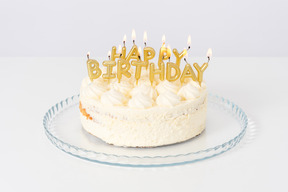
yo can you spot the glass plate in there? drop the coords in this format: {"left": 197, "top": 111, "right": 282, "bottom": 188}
{"left": 43, "top": 94, "right": 248, "bottom": 167}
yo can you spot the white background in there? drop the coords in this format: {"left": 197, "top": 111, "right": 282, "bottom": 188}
{"left": 1, "top": 57, "right": 288, "bottom": 192}
{"left": 1, "top": 0, "right": 288, "bottom": 192}
{"left": 0, "top": 0, "right": 288, "bottom": 57}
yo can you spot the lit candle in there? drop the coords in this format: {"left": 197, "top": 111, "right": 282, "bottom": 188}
{"left": 143, "top": 31, "right": 155, "bottom": 69}
{"left": 111, "top": 46, "right": 119, "bottom": 61}
{"left": 180, "top": 53, "right": 197, "bottom": 83}
{"left": 149, "top": 62, "right": 165, "bottom": 84}
{"left": 173, "top": 48, "right": 187, "bottom": 67}
{"left": 158, "top": 35, "right": 169, "bottom": 66}
{"left": 193, "top": 48, "right": 212, "bottom": 86}
{"left": 131, "top": 47, "right": 147, "bottom": 85}
{"left": 86, "top": 52, "right": 102, "bottom": 81}
{"left": 118, "top": 44, "right": 126, "bottom": 59}
{"left": 117, "top": 58, "right": 131, "bottom": 83}
{"left": 102, "top": 58, "right": 116, "bottom": 82}
{"left": 166, "top": 61, "right": 181, "bottom": 82}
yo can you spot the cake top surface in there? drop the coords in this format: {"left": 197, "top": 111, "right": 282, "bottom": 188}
{"left": 80, "top": 67, "right": 206, "bottom": 109}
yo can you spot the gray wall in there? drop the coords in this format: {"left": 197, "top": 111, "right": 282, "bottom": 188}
{"left": 1, "top": 0, "right": 287, "bottom": 57}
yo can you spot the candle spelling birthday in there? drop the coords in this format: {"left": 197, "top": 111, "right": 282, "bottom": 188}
{"left": 86, "top": 30, "right": 212, "bottom": 86}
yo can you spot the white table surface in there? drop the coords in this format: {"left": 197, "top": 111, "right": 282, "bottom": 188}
{"left": 0, "top": 57, "right": 287, "bottom": 192}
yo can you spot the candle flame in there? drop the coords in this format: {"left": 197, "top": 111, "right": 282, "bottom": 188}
{"left": 138, "top": 47, "right": 142, "bottom": 57}
{"left": 132, "top": 29, "right": 136, "bottom": 42}
{"left": 108, "top": 51, "right": 111, "bottom": 57}
{"left": 87, "top": 52, "right": 90, "bottom": 59}
{"left": 123, "top": 34, "right": 127, "bottom": 43}
{"left": 187, "top": 35, "right": 191, "bottom": 46}
{"left": 206, "top": 48, "right": 212, "bottom": 58}
{"left": 143, "top": 31, "right": 147, "bottom": 43}
{"left": 162, "top": 35, "right": 166, "bottom": 45}
{"left": 118, "top": 45, "right": 122, "bottom": 54}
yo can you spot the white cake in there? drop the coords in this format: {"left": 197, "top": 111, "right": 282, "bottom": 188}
{"left": 79, "top": 69, "right": 207, "bottom": 147}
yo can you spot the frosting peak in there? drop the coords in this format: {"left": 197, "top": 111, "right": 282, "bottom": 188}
{"left": 178, "top": 82, "right": 201, "bottom": 100}
{"left": 156, "top": 80, "right": 179, "bottom": 95}
{"left": 100, "top": 88, "right": 128, "bottom": 106}
{"left": 130, "top": 84, "right": 158, "bottom": 100}
{"left": 80, "top": 78, "right": 108, "bottom": 100}
{"left": 128, "top": 93, "right": 153, "bottom": 109}
{"left": 156, "top": 91, "right": 181, "bottom": 107}
{"left": 111, "top": 81, "right": 134, "bottom": 96}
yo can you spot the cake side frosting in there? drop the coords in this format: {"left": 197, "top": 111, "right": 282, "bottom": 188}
{"left": 79, "top": 71, "right": 207, "bottom": 147}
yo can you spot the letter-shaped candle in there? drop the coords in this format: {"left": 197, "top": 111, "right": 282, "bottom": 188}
{"left": 180, "top": 63, "right": 197, "bottom": 83}
{"left": 173, "top": 48, "right": 187, "bottom": 66}
{"left": 143, "top": 47, "right": 155, "bottom": 69}
{"left": 126, "top": 45, "right": 139, "bottom": 62}
{"left": 102, "top": 60, "right": 116, "bottom": 81}
{"left": 111, "top": 46, "right": 126, "bottom": 61}
{"left": 149, "top": 62, "right": 165, "bottom": 84}
{"left": 166, "top": 62, "right": 181, "bottom": 82}
{"left": 87, "top": 58, "right": 102, "bottom": 81}
{"left": 131, "top": 60, "right": 146, "bottom": 85}
{"left": 117, "top": 59, "right": 131, "bottom": 83}
{"left": 193, "top": 63, "right": 208, "bottom": 86}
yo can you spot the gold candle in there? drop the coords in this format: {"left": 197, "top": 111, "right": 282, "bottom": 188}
{"left": 143, "top": 47, "right": 155, "bottom": 68}
{"left": 126, "top": 45, "right": 139, "bottom": 62}
{"left": 193, "top": 63, "right": 208, "bottom": 86}
{"left": 166, "top": 62, "right": 181, "bottom": 82}
{"left": 86, "top": 52, "right": 102, "bottom": 81}
{"left": 131, "top": 47, "right": 146, "bottom": 85}
{"left": 149, "top": 62, "right": 165, "bottom": 84}
{"left": 102, "top": 60, "right": 116, "bottom": 81}
{"left": 111, "top": 46, "right": 119, "bottom": 61}
{"left": 173, "top": 48, "right": 187, "bottom": 66}
{"left": 121, "top": 45, "right": 126, "bottom": 59}
{"left": 180, "top": 63, "right": 197, "bottom": 83}
{"left": 117, "top": 59, "right": 131, "bottom": 83}
{"left": 158, "top": 35, "right": 169, "bottom": 66}
{"left": 193, "top": 48, "right": 212, "bottom": 86}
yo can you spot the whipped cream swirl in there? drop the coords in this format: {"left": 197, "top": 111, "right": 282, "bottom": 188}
{"left": 80, "top": 78, "right": 108, "bottom": 100}
{"left": 100, "top": 88, "right": 128, "bottom": 106}
{"left": 130, "top": 84, "right": 158, "bottom": 100}
{"left": 156, "top": 80, "right": 179, "bottom": 95}
{"left": 111, "top": 80, "right": 134, "bottom": 96}
{"left": 128, "top": 93, "right": 153, "bottom": 109}
{"left": 156, "top": 91, "right": 181, "bottom": 107}
{"left": 178, "top": 82, "right": 200, "bottom": 100}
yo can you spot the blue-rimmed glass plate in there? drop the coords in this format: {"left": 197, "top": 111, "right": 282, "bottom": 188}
{"left": 43, "top": 94, "right": 248, "bottom": 167}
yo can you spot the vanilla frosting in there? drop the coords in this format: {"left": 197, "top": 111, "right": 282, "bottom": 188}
{"left": 128, "top": 93, "right": 153, "bottom": 109}
{"left": 100, "top": 88, "right": 128, "bottom": 106}
{"left": 156, "top": 80, "right": 179, "bottom": 95}
{"left": 130, "top": 84, "right": 158, "bottom": 100}
{"left": 111, "top": 80, "right": 134, "bottom": 96}
{"left": 156, "top": 90, "right": 181, "bottom": 107}
{"left": 80, "top": 78, "right": 108, "bottom": 100}
{"left": 178, "top": 82, "right": 200, "bottom": 100}
{"left": 80, "top": 75, "right": 207, "bottom": 147}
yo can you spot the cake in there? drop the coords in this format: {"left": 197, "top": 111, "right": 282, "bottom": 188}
{"left": 79, "top": 32, "right": 211, "bottom": 147}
